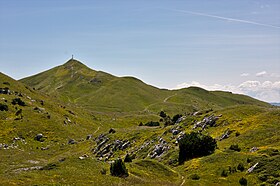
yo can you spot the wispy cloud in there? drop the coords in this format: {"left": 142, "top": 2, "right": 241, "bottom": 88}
{"left": 175, "top": 80, "right": 280, "bottom": 102}
{"left": 256, "top": 71, "right": 267, "bottom": 77}
{"left": 240, "top": 73, "right": 250, "bottom": 77}
{"left": 165, "top": 8, "right": 280, "bottom": 29}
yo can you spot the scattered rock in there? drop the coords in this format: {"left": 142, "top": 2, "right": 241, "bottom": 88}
{"left": 14, "top": 166, "right": 43, "bottom": 173}
{"left": 171, "top": 129, "right": 180, "bottom": 135}
{"left": 68, "top": 139, "right": 76, "bottom": 145}
{"left": 0, "top": 87, "right": 10, "bottom": 94}
{"left": 247, "top": 162, "right": 258, "bottom": 173}
{"left": 109, "top": 128, "right": 116, "bottom": 134}
{"left": 249, "top": 147, "right": 259, "bottom": 153}
{"left": 79, "top": 154, "right": 89, "bottom": 160}
{"left": 34, "top": 134, "right": 44, "bottom": 142}
{"left": 86, "top": 134, "right": 92, "bottom": 140}
{"left": 27, "top": 160, "right": 40, "bottom": 164}
{"left": 219, "top": 129, "right": 231, "bottom": 141}
{"left": 59, "top": 157, "right": 66, "bottom": 162}
{"left": 41, "top": 146, "right": 49, "bottom": 150}
{"left": 34, "top": 107, "right": 45, "bottom": 113}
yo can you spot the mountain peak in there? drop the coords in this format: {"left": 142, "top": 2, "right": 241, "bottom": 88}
{"left": 63, "top": 58, "right": 86, "bottom": 67}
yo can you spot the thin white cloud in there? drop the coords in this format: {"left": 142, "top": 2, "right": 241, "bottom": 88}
{"left": 165, "top": 8, "right": 280, "bottom": 29}
{"left": 256, "top": 71, "right": 267, "bottom": 77}
{"left": 270, "top": 73, "right": 280, "bottom": 78}
{"left": 240, "top": 73, "right": 250, "bottom": 77}
{"left": 175, "top": 80, "right": 280, "bottom": 102}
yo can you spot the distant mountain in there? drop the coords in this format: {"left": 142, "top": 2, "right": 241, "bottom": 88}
{"left": 271, "top": 102, "right": 280, "bottom": 106}
{"left": 20, "top": 59, "right": 270, "bottom": 113}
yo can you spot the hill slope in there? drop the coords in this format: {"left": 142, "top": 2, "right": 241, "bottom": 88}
{"left": 1, "top": 70, "right": 279, "bottom": 186}
{"left": 20, "top": 59, "right": 269, "bottom": 113}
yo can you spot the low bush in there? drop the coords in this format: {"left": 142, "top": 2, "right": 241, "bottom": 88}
{"left": 239, "top": 177, "right": 247, "bottom": 185}
{"left": 229, "top": 144, "right": 241, "bottom": 152}
{"left": 144, "top": 121, "right": 160, "bottom": 127}
{"left": 110, "top": 158, "right": 128, "bottom": 177}
{"left": 190, "top": 174, "right": 200, "bottom": 180}
{"left": 237, "top": 163, "right": 245, "bottom": 172}
{"left": 12, "top": 98, "right": 26, "bottom": 106}
{"left": 0, "top": 103, "right": 8, "bottom": 111}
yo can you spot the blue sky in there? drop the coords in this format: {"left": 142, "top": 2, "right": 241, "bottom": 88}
{"left": 0, "top": 0, "right": 280, "bottom": 102}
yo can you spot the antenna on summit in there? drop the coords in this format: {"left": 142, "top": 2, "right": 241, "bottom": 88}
{"left": 71, "top": 55, "right": 74, "bottom": 60}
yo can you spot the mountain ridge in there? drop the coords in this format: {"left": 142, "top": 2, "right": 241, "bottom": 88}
{"left": 20, "top": 59, "right": 270, "bottom": 113}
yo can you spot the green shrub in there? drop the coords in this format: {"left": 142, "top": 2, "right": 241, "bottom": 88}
{"left": 229, "top": 144, "right": 241, "bottom": 152}
{"left": 159, "top": 111, "right": 167, "bottom": 118}
{"left": 178, "top": 132, "right": 217, "bottom": 164}
{"left": 144, "top": 121, "right": 160, "bottom": 127}
{"left": 258, "top": 174, "right": 268, "bottom": 182}
{"left": 239, "top": 177, "right": 247, "bottom": 185}
{"left": 124, "top": 154, "right": 132, "bottom": 163}
{"left": 100, "top": 168, "right": 107, "bottom": 175}
{"left": 221, "top": 169, "right": 228, "bottom": 177}
{"left": 0, "top": 103, "right": 8, "bottom": 111}
{"left": 12, "top": 98, "right": 26, "bottom": 106}
{"left": 172, "top": 114, "right": 182, "bottom": 123}
{"left": 190, "top": 174, "right": 200, "bottom": 180}
{"left": 110, "top": 158, "right": 128, "bottom": 177}
{"left": 237, "top": 163, "right": 245, "bottom": 172}
{"left": 41, "top": 163, "right": 57, "bottom": 170}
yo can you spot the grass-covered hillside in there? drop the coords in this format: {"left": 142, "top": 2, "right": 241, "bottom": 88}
{"left": 20, "top": 59, "right": 269, "bottom": 113}
{"left": 1, "top": 61, "right": 279, "bottom": 186}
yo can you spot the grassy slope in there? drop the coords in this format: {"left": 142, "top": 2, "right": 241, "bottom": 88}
{"left": 20, "top": 59, "right": 270, "bottom": 114}
{"left": 176, "top": 105, "right": 280, "bottom": 186}
{"left": 2, "top": 60, "right": 278, "bottom": 186}
{"left": 0, "top": 72, "right": 181, "bottom": 185}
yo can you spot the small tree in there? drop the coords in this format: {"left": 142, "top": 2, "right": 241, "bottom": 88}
{"left": 110, "top": 158, "right": 128, "bottom": 177}
{"left": 239, "top": 177, "right": 247, "bottom": 186}
{"left": 229, "top": 144, "right": 241, "bottom": 152}
{"left": 0, "top": 103, "right": 8, "bottom": 111}
{"left": 237, "top": 163, "right": 245, "bottom": 172}
{"left": 159, "top": 111, "right": 167, "bottom": 118}
{"left": 172, "top": 114, "right": 182, "bottom": 123}
{"left": 124, "top": 154, "right": 132, "bottom": 163}
{"left": 179, "top": 132, "right": 217, "bottom": 164}
{"left": 12, "top": 98, "right": 26, "bottom": 106}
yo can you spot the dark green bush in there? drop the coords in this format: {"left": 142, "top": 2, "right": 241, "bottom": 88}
{"left": 159, "top": 111, "right": 167, "bottom": 118}
{"left": 190, "top": 174, "right": 200, "bottom": 180}
{"left": 110, "top": 158, "right": 128, "bottom": 177}
{"left": 100, "top": 168, "right": 107, "bottom": 175}
{"left": 0, "top": 103, "right": 8, "bottom": 111}
{"left": 229, "top": 144, "right": 241, "bottom": 152}
{"left": 12, "top": 98, "right": 26, "bottom": 106}
{"left": 172, "top": 114, "right": 182, "bottom": 123}
{"left": 41, "top": 163, "right": 57, "bottom": 170}
{"left": 239, "top": 177, "right": 247, "bottom": 185}
{"left": 124, "top": 154, "right": 132, "bottom": 163}
{"left": 221, "top": 169, "right": 228, "bottom": 177}
{"left": 178, "top": 132, "right": 217, "bottom": 164}
{"left": 258, "top": 174, "right": 268, "bottom": 182}
{"left": 237, "top": 163, "right": 245, "bottom": 172}
{"left": 144, "top": 121, "right": 160, "bottom": 127}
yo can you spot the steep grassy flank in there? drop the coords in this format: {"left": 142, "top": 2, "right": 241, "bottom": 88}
{"left": 20, "top": 59, "right": 270, "bottom": 113}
